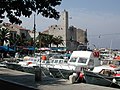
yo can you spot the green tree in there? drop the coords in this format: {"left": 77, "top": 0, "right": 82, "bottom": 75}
{"left": 10, "top": 34, "right": 27, "bottom": 47}
{"left": 42, "top": 34, "right": 53, "bottom": 47}
{"left": 36, "top": 33, "right": 51, "bottom": 47}
{"left": 0, "top": 27, "right": 10, "bottom": 46}
{"left": 52, "top": 36, "right": 63, "bottom": 47}
{"left": 0, "top": 0, "right": 62, "bottom": 24}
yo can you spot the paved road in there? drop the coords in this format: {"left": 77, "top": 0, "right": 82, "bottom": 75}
{"left": 0, "top": 67, "right": 120, "bottom": 90}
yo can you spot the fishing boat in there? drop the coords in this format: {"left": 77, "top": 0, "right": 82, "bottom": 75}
{"left": 83, "top": 65, "right": 120, "bottom": 88}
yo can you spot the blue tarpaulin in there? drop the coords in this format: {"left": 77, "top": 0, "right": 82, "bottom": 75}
{"left": 23, "top": 46, "right": 35, "bottom": 51}
{"left": 28, "top": 47, "right": 34, "bottom": 51}
{"left": 0, "top": 46, "right": 15, "bottom": 52}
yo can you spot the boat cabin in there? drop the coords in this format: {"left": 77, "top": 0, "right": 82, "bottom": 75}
{"left": 68, "top": 51, "right": 101, "bottom": 69}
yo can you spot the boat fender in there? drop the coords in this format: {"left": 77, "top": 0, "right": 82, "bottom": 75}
{"left": 27, "top": 62, "right": 32, "bottom": 65}
{"left": 109, "top": 64, "right": 116, "bottom": 68}
{"left": 114, "top": 73, "right": 120, "bottom": 77}
{"left": 79, "top": 73, "right": 84, "bottom": 79}
{"left": 72, "top": 73, "right": 78, "bottom": 78}
{"left": 42, "top": 55, "right": 47, "bottom": 60}
{"left": 112, "top": 78, "right": 116, "bottom": 83}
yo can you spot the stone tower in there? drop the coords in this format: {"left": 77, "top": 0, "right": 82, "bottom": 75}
{"left": 59, "top": 10, "right": 68, "bottom": 47}
{"left": 42, "top": 10, "right": 87, "bottom": 51}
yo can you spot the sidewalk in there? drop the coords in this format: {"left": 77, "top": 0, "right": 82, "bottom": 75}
{"left": 0, "top": 67, "right": 120, "bottom": 90}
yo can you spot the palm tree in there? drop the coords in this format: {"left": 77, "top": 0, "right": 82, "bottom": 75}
{"left": 27, "top": 38, "right": 34, "bottom": 46}
{"left": 0, "top": 27, "right": 10, "bottom": 46}
{"left": 52, "top": 36, "right": 64, "bottom": 47}
{"left": 43, "top": 34, "right": 54, "bottom": 47}
{"left": 9, "top": 34, "right": 29, "bottom": 51}
{"left": 36, "top": 33, "right": 64, "bottom": 48}
{"left": 36, "top": 33, "right": 53, "bottom": 48}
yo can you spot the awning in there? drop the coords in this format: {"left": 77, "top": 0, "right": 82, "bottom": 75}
{"left": 23, "top": 46, "right": 37, "bottom": 51}
{"left": 28, "top": 47, "right": 34, "bottom": 51}
{"left": 0, "top": 46, "right": 15, "bottom": 52}
{"left": 38, "top": 47, "right": 51, "bottom": 51}
{"left": 50, "top": 47, "right": 66, "bottom": 51}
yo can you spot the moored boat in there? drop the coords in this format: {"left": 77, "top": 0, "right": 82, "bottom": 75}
{"left": 43, "top": 50, "right": 101, "bottom": 79}
{"left": 83, "top": 65, "right": 120, "bottom": 88}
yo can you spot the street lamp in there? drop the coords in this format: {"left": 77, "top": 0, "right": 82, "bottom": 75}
{"left": 33, "top": 14, "right": 42, "bottom": 82}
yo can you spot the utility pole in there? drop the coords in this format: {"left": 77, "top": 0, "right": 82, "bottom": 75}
{"left": 34, "top": 15, "right": 42, "bottom": 82}
{"left": 39, "top": 32, "right": 41, "bottom": 48}
{"left": 33, "top": 14, "right": 36, "bottom": 56}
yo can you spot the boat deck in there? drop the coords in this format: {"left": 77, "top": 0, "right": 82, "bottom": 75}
{"left": 0, "top": 67, "right": 119, "bottom": 90}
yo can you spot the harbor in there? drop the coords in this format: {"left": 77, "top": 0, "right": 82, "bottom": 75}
{"left": 0, "top": 1, "right": 120, "bottom": 89}
{"left": 0, "top": 67, "right": 120, "bottom": 90}
{"left": 1, "top": 49, "right": 120, "bottom": 89}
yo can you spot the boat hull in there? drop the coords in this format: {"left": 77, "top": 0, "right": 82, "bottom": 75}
{"left": 49, "top": 67, "right": 75, "bottom": 79}
{"left": 83, "top": 70, "right": 120, "bottom": 88}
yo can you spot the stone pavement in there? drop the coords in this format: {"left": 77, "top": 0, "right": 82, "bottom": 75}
{"left": 0, "top": 67, "right": 120, "bottom": 90}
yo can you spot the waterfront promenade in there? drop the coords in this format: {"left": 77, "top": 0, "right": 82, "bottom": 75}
{"left": 0, "top": 67, "right": 119, "bottom": 90}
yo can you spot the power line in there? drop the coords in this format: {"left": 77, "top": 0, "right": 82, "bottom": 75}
{"left": 88, "top": 32, "right": 120, "bottom": 37}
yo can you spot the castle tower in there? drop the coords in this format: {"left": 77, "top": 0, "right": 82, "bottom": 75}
{"left": 59, "top": 10, "right": 69, "bottom": 47}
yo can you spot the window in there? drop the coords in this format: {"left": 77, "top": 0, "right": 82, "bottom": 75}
{"left": 46, "top": 60, "right": 50, "bottom": 63}
{"left": 54, "top": 60, "right": 58, "bottom": 63}
{"left": 51, "top": 60, "right": 54, "bottom": 63}
{"left": 14, "top": 33, "right": 16, "bottom": 38}
{"left": 21, "top": 33, "right": 26, "bottom": 38}
{"left": 88, "top": 59, "right": 94, "bottom": 66}
{"left": 69, "top": 57, "right": 77, "bottom": 62}
{"left": 10, "top": 33, "right": 13, "bottom": 38}
{"left": 114, "top": 61, "right": 120, "bottom": 66}
{"left": 59, "top": 60, "right": 63, "bottom": 63}
{"left": 42, "top": 60, "right": 46, "bottom": 63}
{"left": 78, "top": 57, "right": 87, "bottom": 64}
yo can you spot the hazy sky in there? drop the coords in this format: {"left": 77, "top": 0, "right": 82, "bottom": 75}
{"left": 19, "top": 0, "right": 120, "bottom": 49}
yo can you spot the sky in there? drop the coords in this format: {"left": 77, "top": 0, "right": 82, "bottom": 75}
{"left": 9, "top": 0, "right": 120, "bottom": 49}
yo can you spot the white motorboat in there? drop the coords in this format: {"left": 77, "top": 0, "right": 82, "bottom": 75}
{"left": 17, "top": 56, "right": 40, "bottom": 67}
{"left": 43, "top": 50, "right": 101, "bottom": 79}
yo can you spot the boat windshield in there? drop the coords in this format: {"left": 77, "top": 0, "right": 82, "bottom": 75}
{"left": 106, "top": 60, "right": 120, "bottom": 66}
{"left": 78, "top": 57, "right": 87, "bottom": 64}
{"left": 69, "top": 57, "right": 77, "bottom": 62}
{"left": 113, "top": 61, "right": 120, "bottom": 66}
{"left": 41, "top": 60, "right": 50, "bottom": 64}
{"left": 54, "top": 60, "right": 58, "bottom": 63}
{"left": 59, "top": 60, "right": 64, "bottom": 63}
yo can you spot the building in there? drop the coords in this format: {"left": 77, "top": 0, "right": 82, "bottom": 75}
{"left": 2, "top": 23, "right": 31, "bottom": 40}
{"left": 0, "top": 10, "right": 88, "bottom": 51}
{"left": 43, "top": 10, "right": 88, "bottom": 51}
{"left": 0, "top": 22, "right": 39, "bottom": 53}
{"left": 1, "top": 23, "right": 39, "bottom": 42}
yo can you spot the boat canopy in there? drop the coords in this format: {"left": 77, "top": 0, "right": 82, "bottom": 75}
{"left": 0, "top": 46, "right": 14, "bottom": 52}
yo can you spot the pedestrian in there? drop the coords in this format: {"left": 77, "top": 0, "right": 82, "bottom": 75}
{"left": 15, "top": 52, "right": 19, "bottom": 59}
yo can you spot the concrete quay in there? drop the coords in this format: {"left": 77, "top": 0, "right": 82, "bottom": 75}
{"left": 0, "top": 67, "right": 120, "bottom": 90}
